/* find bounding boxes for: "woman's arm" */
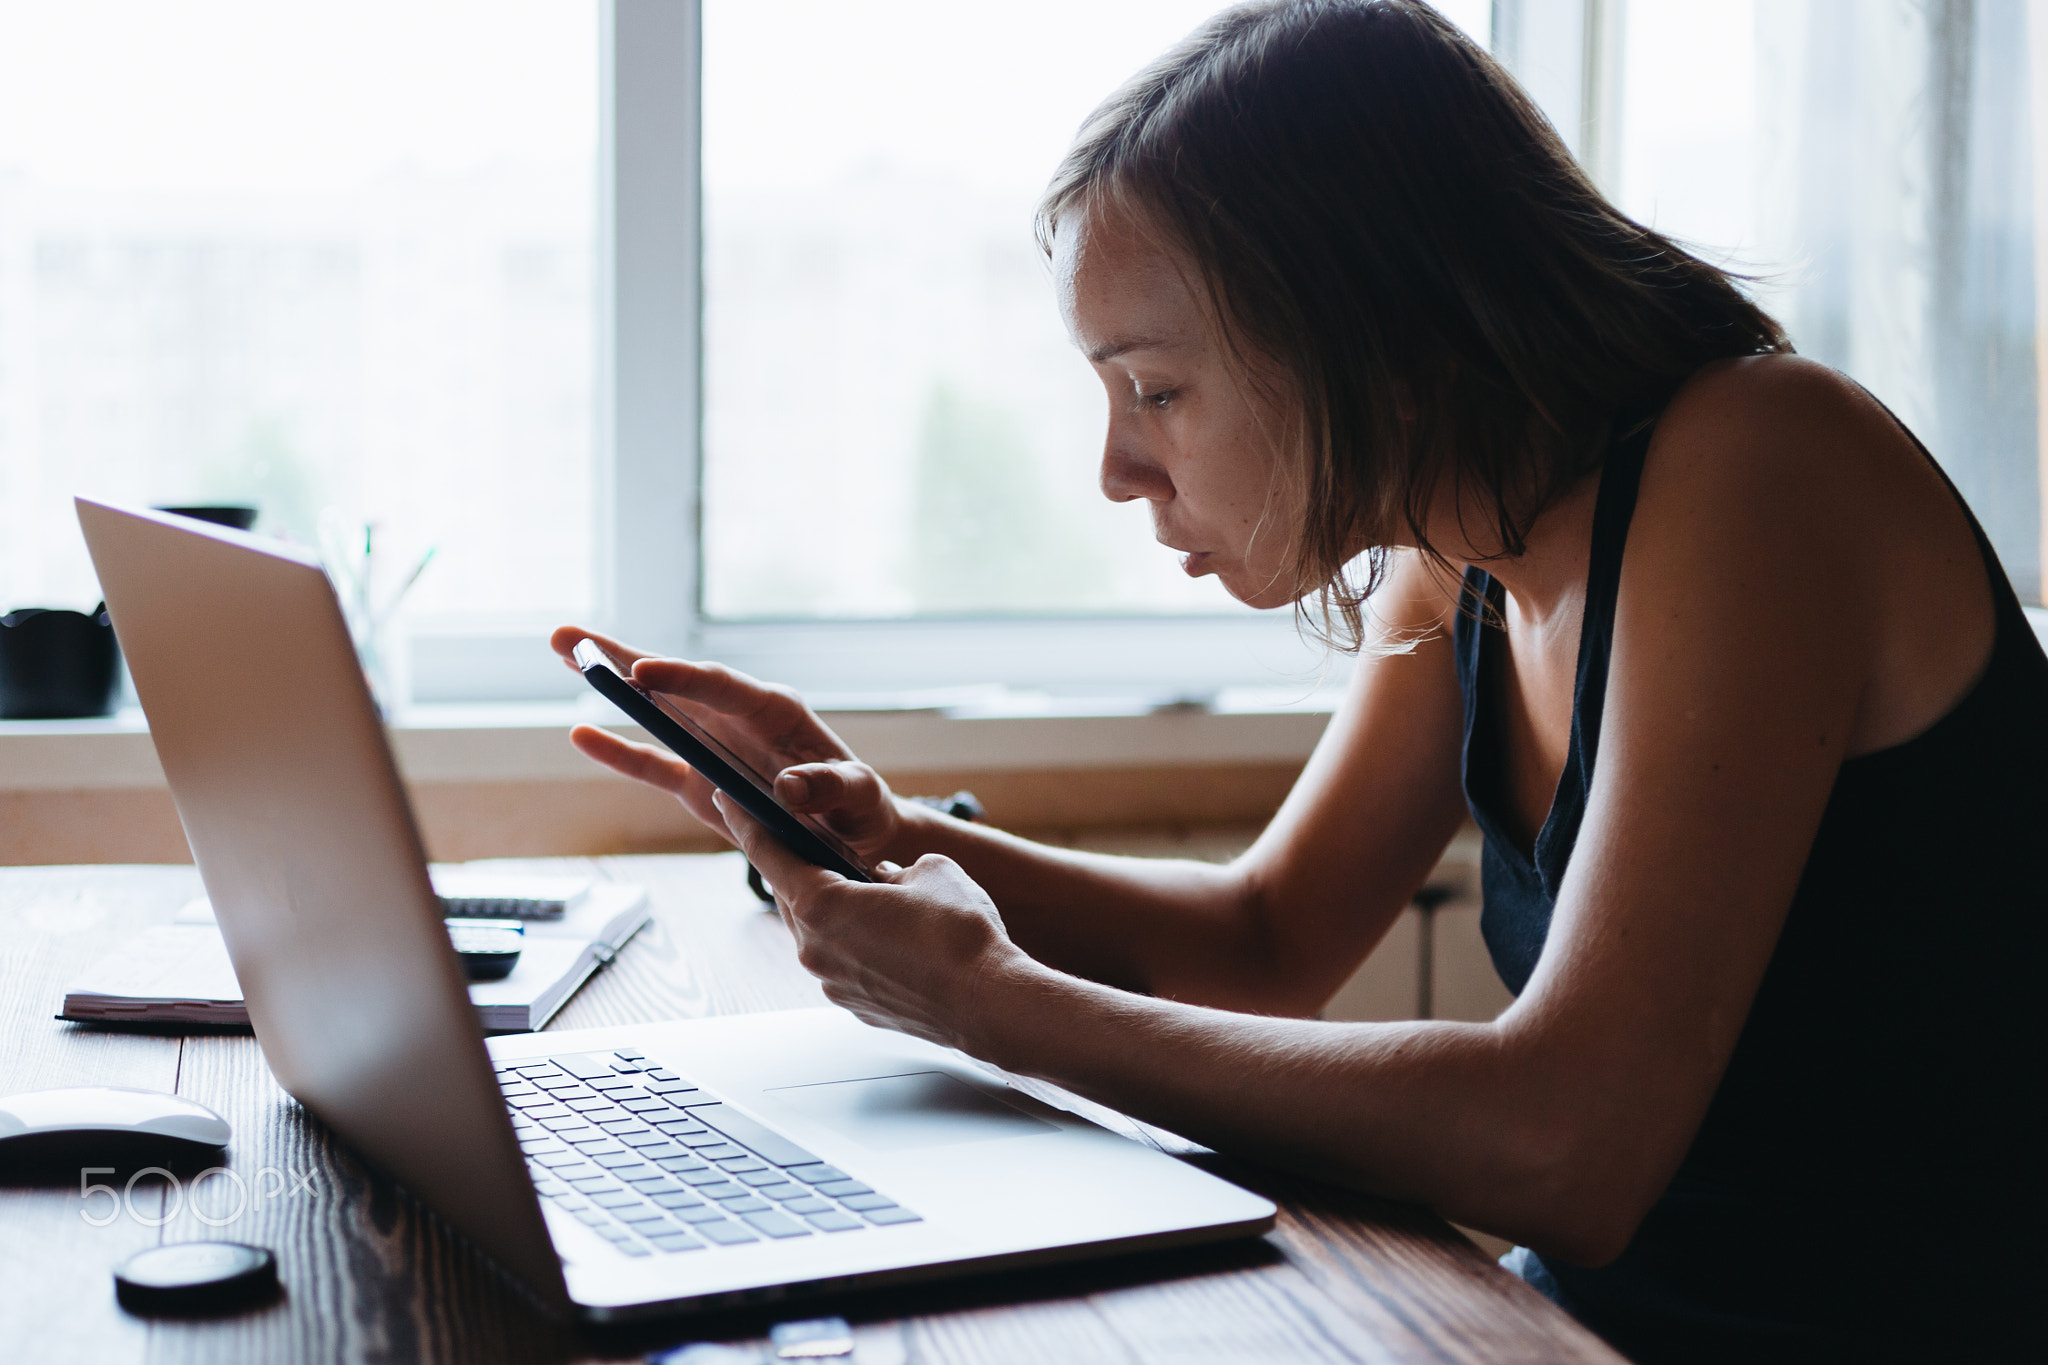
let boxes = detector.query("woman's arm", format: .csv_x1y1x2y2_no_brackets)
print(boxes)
719,360,1967,1263
871,553,1469,1014
553,551,1470,1018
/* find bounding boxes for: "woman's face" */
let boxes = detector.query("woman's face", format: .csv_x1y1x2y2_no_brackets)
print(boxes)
1054,207,1305,610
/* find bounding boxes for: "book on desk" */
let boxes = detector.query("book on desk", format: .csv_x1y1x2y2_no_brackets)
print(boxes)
58,877,651,1034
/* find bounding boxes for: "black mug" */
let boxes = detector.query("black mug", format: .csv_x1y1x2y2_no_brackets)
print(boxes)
0,604,122,719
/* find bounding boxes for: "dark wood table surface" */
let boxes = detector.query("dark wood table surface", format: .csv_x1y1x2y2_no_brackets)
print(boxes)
0,855,1621,1364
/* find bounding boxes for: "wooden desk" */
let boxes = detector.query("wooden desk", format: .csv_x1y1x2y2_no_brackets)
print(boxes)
0,856,1620,1363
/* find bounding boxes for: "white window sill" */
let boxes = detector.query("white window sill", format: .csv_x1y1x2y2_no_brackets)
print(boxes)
12,606,2040,793
0,688,1339,792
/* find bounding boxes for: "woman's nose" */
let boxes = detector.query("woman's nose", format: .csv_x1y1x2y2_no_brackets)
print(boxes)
1099,444,1175,504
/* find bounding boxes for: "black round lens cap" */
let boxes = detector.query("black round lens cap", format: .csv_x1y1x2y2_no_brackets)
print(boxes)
115,1242,279,1315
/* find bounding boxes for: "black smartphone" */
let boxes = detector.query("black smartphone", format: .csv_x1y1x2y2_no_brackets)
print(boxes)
573,639,873,883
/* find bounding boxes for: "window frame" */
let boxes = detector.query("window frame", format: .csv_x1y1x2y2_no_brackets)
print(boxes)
406,0,1330,705
377,0,2048,706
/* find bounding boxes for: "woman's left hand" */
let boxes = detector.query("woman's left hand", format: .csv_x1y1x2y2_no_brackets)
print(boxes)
713,791,1027,1052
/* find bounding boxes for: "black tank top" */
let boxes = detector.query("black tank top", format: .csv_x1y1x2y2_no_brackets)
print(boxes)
1453,405,2046,1363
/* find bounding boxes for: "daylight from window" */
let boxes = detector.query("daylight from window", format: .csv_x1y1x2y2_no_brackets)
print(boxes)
0,0,598,628
699,0,1490,621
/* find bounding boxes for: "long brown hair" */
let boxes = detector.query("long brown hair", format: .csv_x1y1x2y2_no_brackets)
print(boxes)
1037,0,1789,647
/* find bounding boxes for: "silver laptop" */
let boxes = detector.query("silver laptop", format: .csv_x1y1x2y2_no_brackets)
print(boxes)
77,498,1275,1321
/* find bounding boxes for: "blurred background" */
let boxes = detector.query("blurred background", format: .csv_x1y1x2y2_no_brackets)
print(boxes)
0,0,2037,684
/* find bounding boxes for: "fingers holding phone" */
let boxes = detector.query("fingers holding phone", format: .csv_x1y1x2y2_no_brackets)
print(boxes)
715,790,1018,1053
567,722,712,803
555,627,905,862
775,760,900,851
571,637,877,882
555,626,852,767
549,624,649,673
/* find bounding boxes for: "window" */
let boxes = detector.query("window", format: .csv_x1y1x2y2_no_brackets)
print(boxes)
0,0,602,661
32,2,2016,714
688,0,1487,696
696,0,1486,623
701,1,1231,621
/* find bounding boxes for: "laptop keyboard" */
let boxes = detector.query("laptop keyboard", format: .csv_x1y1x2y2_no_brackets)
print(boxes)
496,1048,921,1258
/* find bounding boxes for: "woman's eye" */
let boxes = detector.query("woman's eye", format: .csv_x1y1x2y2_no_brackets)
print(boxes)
1136,386,1175,410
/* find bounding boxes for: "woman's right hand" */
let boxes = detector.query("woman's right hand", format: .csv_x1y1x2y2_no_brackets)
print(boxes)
549,626,904,860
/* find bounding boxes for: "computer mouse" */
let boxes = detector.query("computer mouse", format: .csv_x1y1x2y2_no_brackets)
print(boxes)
0,1087,231,1163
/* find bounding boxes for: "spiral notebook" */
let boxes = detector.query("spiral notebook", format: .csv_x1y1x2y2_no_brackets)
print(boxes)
60,881,650,1034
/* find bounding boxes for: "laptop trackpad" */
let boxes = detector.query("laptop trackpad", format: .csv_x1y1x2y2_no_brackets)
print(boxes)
768,1071,1058,1150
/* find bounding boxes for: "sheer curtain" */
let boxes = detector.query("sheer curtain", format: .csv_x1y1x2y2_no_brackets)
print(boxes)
1558,0,2046,602
1752,0,2041,599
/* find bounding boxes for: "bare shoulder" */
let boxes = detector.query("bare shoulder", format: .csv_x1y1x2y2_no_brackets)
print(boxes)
1628,356,1886,630
1628,353,1994,754
1648,354,1918,520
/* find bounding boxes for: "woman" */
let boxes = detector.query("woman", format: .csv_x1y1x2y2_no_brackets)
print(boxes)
555,3,2042,1358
